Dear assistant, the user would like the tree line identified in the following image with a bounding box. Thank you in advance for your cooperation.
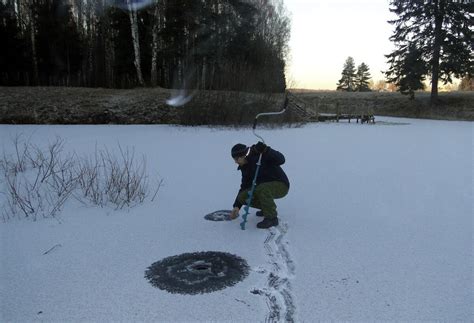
[0,0,290,92]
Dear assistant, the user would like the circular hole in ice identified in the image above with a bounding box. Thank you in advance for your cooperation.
[145,251,249,294]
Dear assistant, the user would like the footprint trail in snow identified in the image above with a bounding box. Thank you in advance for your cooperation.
[252,222,297,322]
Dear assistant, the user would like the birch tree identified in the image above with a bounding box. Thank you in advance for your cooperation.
[127,0,144,85]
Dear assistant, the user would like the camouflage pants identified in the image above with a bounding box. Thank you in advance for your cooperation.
[237,181,289,218]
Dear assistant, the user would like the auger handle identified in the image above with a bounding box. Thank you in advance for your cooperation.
[252,118,258,130]
[252,95,289,142]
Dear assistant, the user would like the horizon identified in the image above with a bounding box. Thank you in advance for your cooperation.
[284,0,396,90]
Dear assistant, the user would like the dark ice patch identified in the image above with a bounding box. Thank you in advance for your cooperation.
[145,251,249,294]
[204,210,233,221]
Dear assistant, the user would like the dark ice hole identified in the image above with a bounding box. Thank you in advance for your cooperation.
[192,264,210,271]
[145,251,249,294]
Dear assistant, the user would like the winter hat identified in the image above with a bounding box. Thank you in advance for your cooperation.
[231,143,249,159]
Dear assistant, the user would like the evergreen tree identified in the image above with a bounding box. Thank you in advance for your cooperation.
[386,43,427,99]
[34,0,83,85]
[386,0,472,102]
[336,57,356,91]
[355,62,371,92]
[0,1,29,85]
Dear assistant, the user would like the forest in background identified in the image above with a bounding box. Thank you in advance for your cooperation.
[0,0,290,92]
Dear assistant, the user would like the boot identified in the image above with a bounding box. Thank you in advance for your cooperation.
[256,210,264,217]
[256,217,279,229]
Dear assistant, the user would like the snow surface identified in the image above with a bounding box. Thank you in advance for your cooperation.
[0,117,472,321]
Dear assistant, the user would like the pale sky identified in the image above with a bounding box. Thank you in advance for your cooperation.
[284,0,396,90]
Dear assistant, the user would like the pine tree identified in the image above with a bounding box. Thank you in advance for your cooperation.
[386,0,472,102]
[336,57,356,91]
[386,43,427,99]
[355,62,371,92]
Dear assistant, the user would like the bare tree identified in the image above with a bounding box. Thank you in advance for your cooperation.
[150,0,165,86]
[128,0,144,85]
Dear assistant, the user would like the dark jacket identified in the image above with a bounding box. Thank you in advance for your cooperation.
[233,145,290,208]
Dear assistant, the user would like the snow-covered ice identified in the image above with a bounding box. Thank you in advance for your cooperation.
[0,117,472,321]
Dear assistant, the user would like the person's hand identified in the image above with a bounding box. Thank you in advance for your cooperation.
[254,141,267,154]
[230,207,240,220]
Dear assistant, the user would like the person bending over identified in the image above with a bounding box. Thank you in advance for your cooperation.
[230,142,290,229]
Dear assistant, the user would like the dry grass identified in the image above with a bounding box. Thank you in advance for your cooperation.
[290,90,474,121]
[0,87,472,124]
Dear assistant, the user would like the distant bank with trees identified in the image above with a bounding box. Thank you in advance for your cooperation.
[0,0,290,92]
[336,1,472,100]
[384,0,472,101]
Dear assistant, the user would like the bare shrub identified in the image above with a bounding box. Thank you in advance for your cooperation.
[1,137,77,221]
[1,137,161,221]
[103,145,148,208]
[1,134,30,177]
[75,147,104,207]
[75,145,159,209]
